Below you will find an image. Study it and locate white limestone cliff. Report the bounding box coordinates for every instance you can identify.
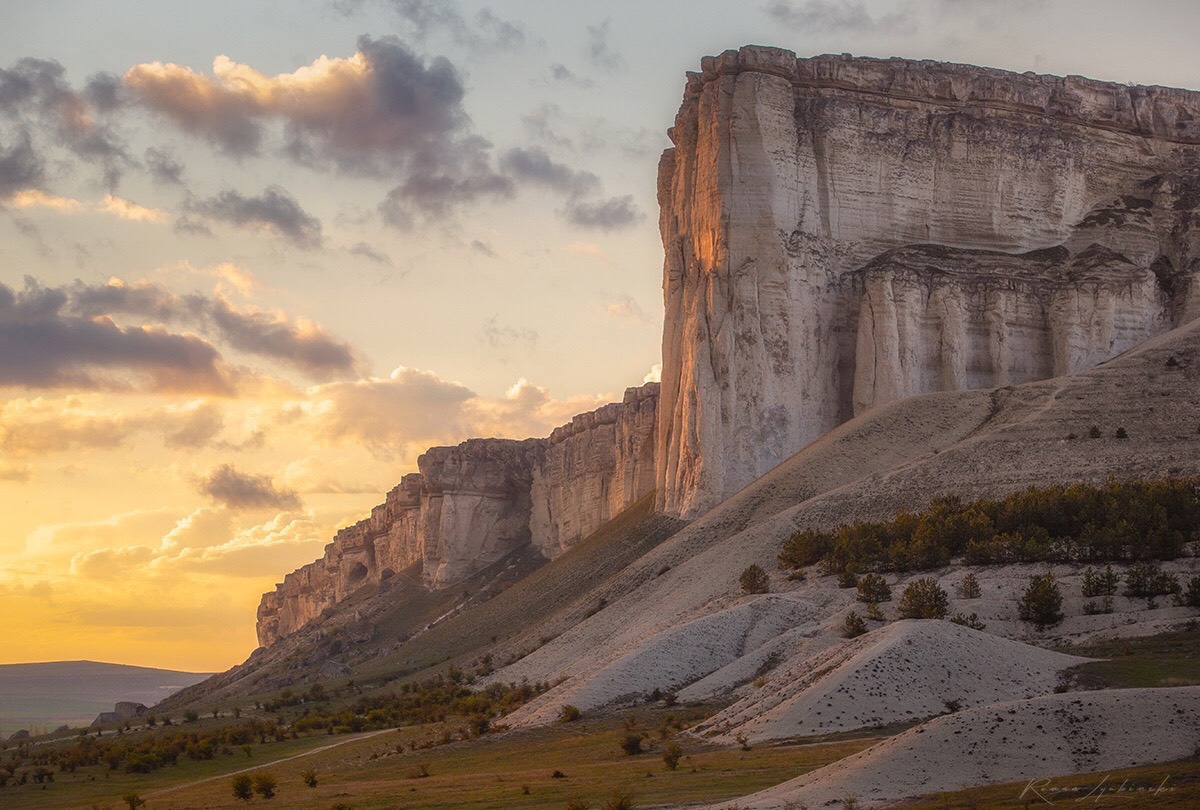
[656,47,1200,519]
[255,385,659,646]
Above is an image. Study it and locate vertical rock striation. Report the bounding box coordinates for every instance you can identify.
[255,384,659,646]
[657,47,1200,519]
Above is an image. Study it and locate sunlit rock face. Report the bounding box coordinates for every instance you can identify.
[530,383,659,557]
[656,46,1200,519]
[254,387,660,646]
[417,438,544,589]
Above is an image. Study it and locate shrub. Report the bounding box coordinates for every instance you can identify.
[232,774,253,802]
[1083,596,1114,615]
[252,772,277,800]
[301,769,318,788]
[955,573,982,599]
[559,704,581,723]
[898,578,949,619]
[183,710,199,723]
[1179,576,1200,609]
[1115,427,1129,439]
[857,573,892,604]
[944,699,962,713]
[949,612,986,631]
[1018,573,1064,629]
[779,528,831,569]
[1088,426,1102,439]
[865,602,885,621]
[837,568,859,589]
[1081,565,1119,597]
[842,611,868,638]
[1124,563,1180,598]
[123,796,146,810]
[740,564,770,595]
[620,734,644,756]
[603,791,636,810]
[662,741,682,770]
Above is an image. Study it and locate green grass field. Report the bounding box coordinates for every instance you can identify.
[0,706,876,809]
[1058,626,1200,689]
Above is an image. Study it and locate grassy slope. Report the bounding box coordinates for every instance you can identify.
[10,707,875,809]
[1059,626,1200,690]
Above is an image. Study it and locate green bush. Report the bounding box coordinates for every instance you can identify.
[662,740,682,770]
[232,774,253,802]
[955,573,982,599]
[898,578,949,619]
[949,612,986,631]
[252,772,277,800]
[842,611,868,638]
[740,564,770,595]
[856,573,892,604]
[1179,576,1200,609]
[1081,565,1119,597]
[1018,573,1064,629]
[1124,563,1180,598]
[620,734,644,756]
[301,768,317,788]
[558,704,581,723]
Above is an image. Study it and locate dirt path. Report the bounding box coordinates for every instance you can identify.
[143,728,395,798]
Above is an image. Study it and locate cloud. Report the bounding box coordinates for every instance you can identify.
[0,397,226,457]
[200,464,302,510]
[295,365,608,459]
[67,277,359,380]
[764,0,916,33]
[187,185,322,248]
[0,130,43,196]
[586,19,623,69]
[380,1,532,52]
[0,275,359,393]
[604,294,649,323]
[99,194,167,222]
[5,188,81,211]
[563,194,643,230]
[500,146,599,198]
[643,363,662,384]
[547,64,593,89]
[0,58,131,190]
[481,316,538,350]
[0,277,237,394]
[470,239,496,257]
[348,241,392,265]
[144,146,184,184]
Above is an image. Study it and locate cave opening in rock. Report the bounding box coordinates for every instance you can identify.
[346,562,369,584]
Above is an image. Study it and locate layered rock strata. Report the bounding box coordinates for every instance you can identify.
[256,384,659,646]
[656,47,1200,518]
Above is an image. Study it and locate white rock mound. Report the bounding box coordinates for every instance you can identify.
[724,686,1200,809]
[694,619,1090,744]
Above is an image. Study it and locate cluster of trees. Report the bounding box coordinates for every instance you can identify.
[1,719,287,783]
[288,675,550,736]
[780,479,1200,576]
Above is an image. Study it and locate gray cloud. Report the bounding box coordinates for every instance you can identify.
[587,19,623,69]
[547,64,593,89]
[500,146,599,198]
[0,277,235,394]
[481,316,538,351]
[67,277,359,381]
[470,239,496,257]
[348,241,393,265]
[764,1,916,33]
[382,1,531,51]
[187,186,322,248]
[144,147,184,185]
[200,464,301,510]
[0,58,131,190]
[563,194,643,230]
[0,130,43,197]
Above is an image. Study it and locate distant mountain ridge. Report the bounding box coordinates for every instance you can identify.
[0,660,211,735]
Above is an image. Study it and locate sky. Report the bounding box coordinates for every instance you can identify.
[2,0,1199,674]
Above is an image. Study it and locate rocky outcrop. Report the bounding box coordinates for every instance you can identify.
[656,47,1200,518]
[90,701,148,727]
[530,383,658,557]
[256,385,659,647]
[418,438,543,589]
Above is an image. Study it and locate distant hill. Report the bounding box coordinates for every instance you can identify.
[0,660,212,736]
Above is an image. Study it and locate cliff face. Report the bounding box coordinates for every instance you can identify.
[530,383,658,557]
[656,47,1200,518]
[256,384,659,646]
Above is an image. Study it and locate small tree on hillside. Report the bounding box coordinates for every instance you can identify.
[1081,565,1120,598]
[1018,573,1064,629]
[740,564,770,595]
[955,573,982,599]
[898,578,949,619]
[232,774,253,802]
[857,573,892,604]
[252,772,277,800]
[842,611,868,638]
